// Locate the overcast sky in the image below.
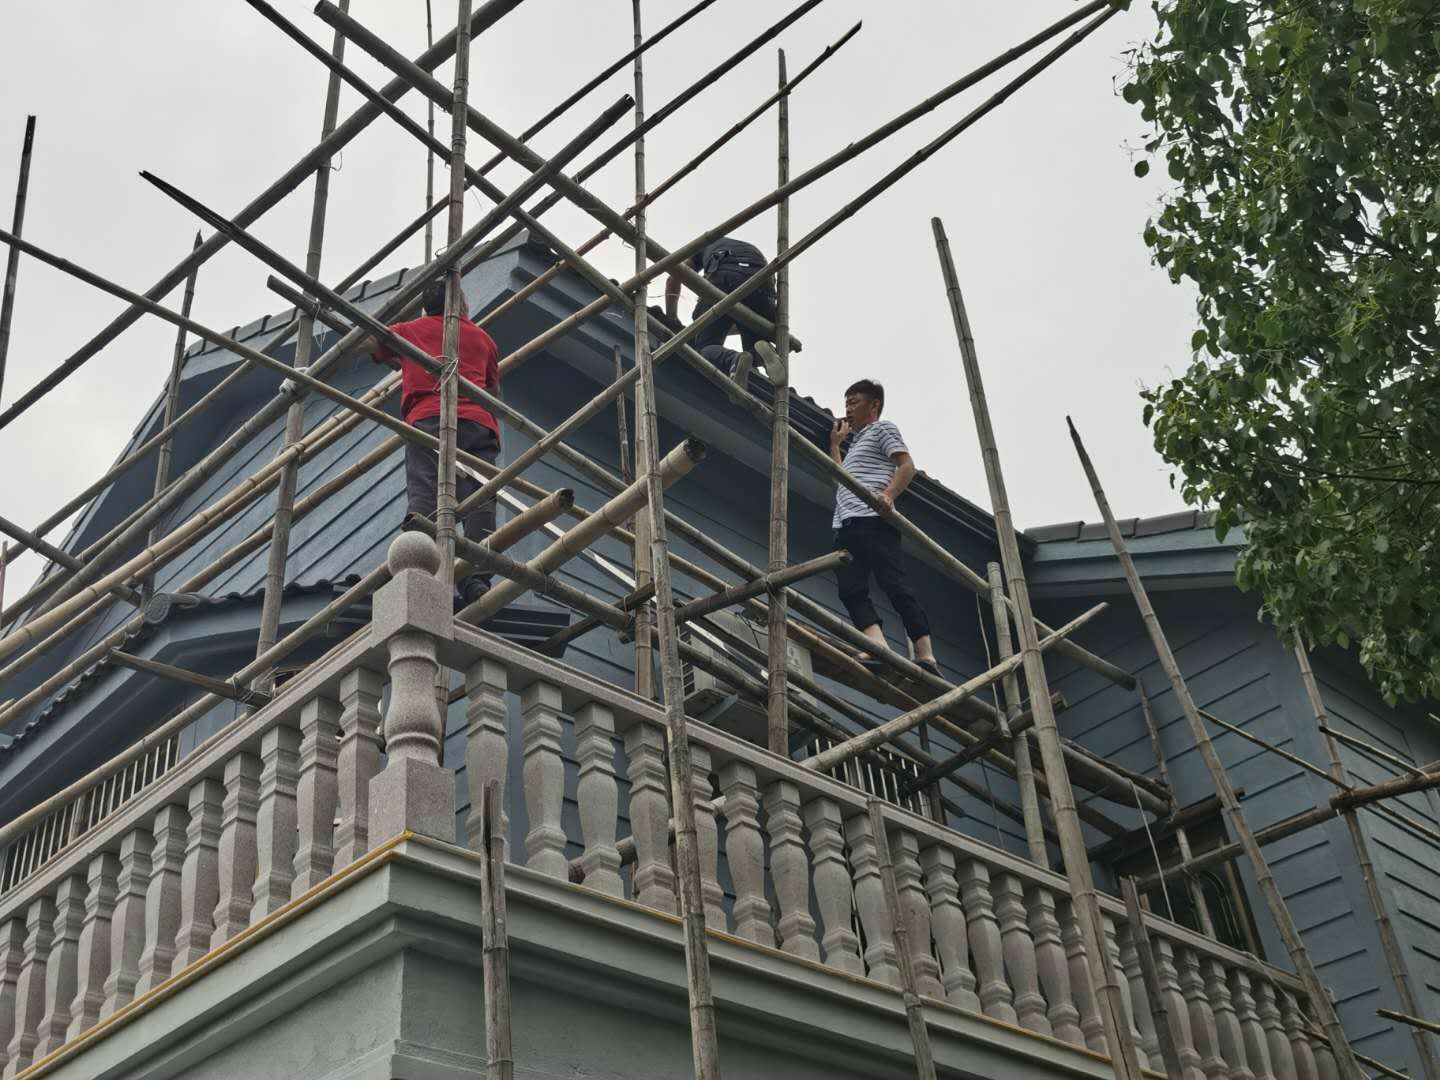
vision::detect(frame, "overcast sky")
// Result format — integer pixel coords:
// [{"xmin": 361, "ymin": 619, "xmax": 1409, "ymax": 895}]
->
[{"xmin": 0, "ymin": 0, "xmax": 1194, "ymax": 599}]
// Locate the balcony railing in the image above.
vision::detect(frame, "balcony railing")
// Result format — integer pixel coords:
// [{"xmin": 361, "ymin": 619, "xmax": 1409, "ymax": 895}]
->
[{"xmin": 0, "ymin": 535, "xmax": 1338, "ymax": 1080}]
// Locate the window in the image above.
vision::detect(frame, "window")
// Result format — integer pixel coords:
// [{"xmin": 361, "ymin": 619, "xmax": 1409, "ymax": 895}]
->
[{"xmin": 803, "ymin": 734, "xmax": 935, "ymax": 820}]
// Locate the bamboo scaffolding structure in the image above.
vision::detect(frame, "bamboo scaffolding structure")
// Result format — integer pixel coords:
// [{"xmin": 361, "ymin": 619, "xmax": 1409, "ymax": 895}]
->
[
  {"xmin": 870, "ymin": 800, "xmax": 939, "ymax": 1080},
  {"xmin": 423, "ymin": 0, "xmax": 436, "ymax": 263},
  {"xmin": 254, "ymin": 2, "xmax": 351, "ymax": 692},
  {"xmin": 767, "ymin": 47, "xmax": 793, "ymax": 757},
  {"xmin": 0, "ymin": 114, "xmax": 35, "ymax": 403},
  {"xmin": 481, "ymin": 22, "xmax": 860, "ymax": 332},
  {"xmin": 1379, "ymin": 1010, "xmax": 1440, "ymax": 1038},
  {"xmin": 937, "ymin": 219, "xmax": 1142, "ymax": 1080},
  {"xmin": 480, "ymin": 779, "xmax": 515, "ymax": 1080},
  {"xmin": 1067, "ymin": 417, "xmax": 1363, "ymax": 1079},
  {"xmin": 673, "ymin": 552, "xmax": 848, "ymax": 624},
  {"xmin": 144, "ymin": 231, "xmax": 205, "ymax": 603},
  {"xmin": 108, "ymin": 651, "xmax": 273, "ymax": 708},
  {"xmin": 630, "ymin": 0, "xmax": 656, "ymax": 706},
  {"xmin": 989, "ymin": 562, "xmax": 1047, "ymax": 862},
  {"xmin": 0, "ymin": 514, "xmax": 141, "ymax": 607},
  {"xmin": 1120, "ymin": 877, "xmax": 1186, "ymax": 1080},
  {"xmin": 1297, "ymin": 644, "xmax": 1439, "ymax": 1080},
  {"xmin": 0, "ymin": 0, "xmax": 526, "ymax": 434},
  {"xmin": 1320, "ymin": 722, "xmax": 1425, "ymax": 779}
]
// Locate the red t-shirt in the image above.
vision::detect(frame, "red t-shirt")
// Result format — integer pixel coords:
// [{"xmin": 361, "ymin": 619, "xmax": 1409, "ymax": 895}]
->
[{"xmin": 375, "ymin": 314, "xmax": 501, "ymax": 435}]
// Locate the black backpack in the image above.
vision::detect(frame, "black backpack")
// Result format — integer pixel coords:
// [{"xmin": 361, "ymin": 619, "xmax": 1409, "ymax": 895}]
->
[{"xmin": 700, "ymin": 238, "xmax": 767, "ymax": 278}]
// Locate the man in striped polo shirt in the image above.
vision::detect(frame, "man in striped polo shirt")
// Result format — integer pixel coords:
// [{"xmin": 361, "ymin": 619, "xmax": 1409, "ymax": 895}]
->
[{"xmin": 829, "ymin": 379, "xmax": 938, "ymax": 675}]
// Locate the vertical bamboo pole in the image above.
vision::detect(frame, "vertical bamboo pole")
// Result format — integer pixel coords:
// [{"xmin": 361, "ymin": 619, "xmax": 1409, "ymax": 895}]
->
[
  {"xmin": 933, "ymin": 217, "xmax": 1141, "ymax": 1080},
  {"xmin": 143, "ymin": 231, "xmax": 205, "ymax": 604},
  {"xmin": 0, "ymin": 115, "xmax": 35, "ymax": 403},
  {"xmin": 480, "ymin": 780, "xmax": 514, "ymax": 1080},
  {"xmin": 1120, "ymin": 878, "xmax": 1186, "ymax": 1080},
  {"xmin": 766, "ymin": 49, "xmax": 792, "ymax": 756},
  {"xmin": 631, "ymin": 4, "xmax": 720, "ymax": 1073},
  {"xmin": 869, "ymin": 800, "xmax": 938, "ymax": 1079},
  {"xmin": 1136, "ymin": 682, "xmax": 1216, "ymax": 936},
  {"xmin": 1296, "ymin": 642, "xmax": 1438, "ymax": 1080},
  {"xmin": 1066, "ymin": 416, "xmax": 1363, "ymax": 1080},
  {"xmin": 424, "ymin": 0, "xmax": 437, "ymax": 263},
  {"xmin": 630, "ymin": 0, "xmax": 654, "ymax": 702},
  {"xmin": 988, "ymin": 561, "xmax": 1046, "ymax": 863},
  {"xmin": 614, "ymin": 346, "xmax": 633, "ymax": 486},
  {"xmin": 253, "ymin": 2, "xmax": 350, "ymax": 691}
]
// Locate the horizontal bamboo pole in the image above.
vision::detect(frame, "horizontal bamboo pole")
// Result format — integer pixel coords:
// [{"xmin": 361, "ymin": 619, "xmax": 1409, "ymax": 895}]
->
[
  {"xmin": 673, "ymin": 551, "xmax": 848, "ymax": 624},
  {"xmin": 0, "ymin": 514, "xmax": 142, "ymax": 607},
  {"xmin": 1378, "ymin": 1009, "xmax": 1440, "ymax": 1037},
  {"xmin": 109, "ymin": 650, "xmax": 273, "ymax": 707},
  {"xmin": 802, "ymin": 603, "xmax": 1104, "ymax": 775}
]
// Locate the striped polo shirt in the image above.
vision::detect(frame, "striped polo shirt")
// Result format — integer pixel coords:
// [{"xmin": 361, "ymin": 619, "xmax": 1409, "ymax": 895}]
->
[{"xmin": 833, "ymin": 419, "xmax": 908, "ymax": 528}]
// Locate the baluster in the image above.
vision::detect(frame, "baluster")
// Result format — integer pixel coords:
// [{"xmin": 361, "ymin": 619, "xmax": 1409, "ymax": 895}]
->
[
  {"xmin": 368, "ymin": 532, "xmax": 456, "ymax": 843},
  {"xmin": 293, "ymin": 696, "xmax": 341, "ymax": 895},
  {"xmin": 3, "ymin": 897, "xmax": 55, "ymax": 1077},
  {"xmin": 765, "ymin": 779, "xmax": 816, "ymax": 956},
  {"xmin": 334, "ymin": 667, "xmax": 384, "ymax": 865},
  {"xmin": 993, "ymin": 872, "xmax": 1050, "ymax": 1033},
  {"xmin": 1154, "ymin": 936, "xmax": 1207, "ymax": 1080},
  {"xmin": 717, "ymin": 762, "xmax": 770, "ymax": 945},
  {"xmin": 890, "ymin": 833, "xmax": 942, "ymax": 996},
  {"xmin": 956, "ymin": 859, "xmax": 1017, "ymax": 1023},
  {"xmin": 1118, "ymin": 920, "xmax": 1163, "ymax": 1064},
  {"xmin": 67, "ymin": 852, "xmax": 118, "ymax": 1039},
  {"xmin": 919, "ymin": 846, "xmax": 980, "ymax": 1011},
  {"xmin": 1206, "ymin": 959, "xmax": 1253, "ymax": 1080},
  {"xmin": 1307, "ymin": 1026, "xmax": 1339, "ymax": 1080},
  {"xmin": 174, "ymin": 779, "xmax": 223, "ymax": 969},
  {"xmin": 252, "ymin": 725, "xmax": 300, "ymax": 917},
  {"xmin": 574, "ymin": 703, "xmax": 622, "ymax": 897},
  {"xmin": 1104, "ymin": 914, "xmax": 1149, "ymax": 1070},
  {"xmin": 0, "ymin": 919, "xmax": 23, "ymax": 1072},
  {"xmin": 1059, "ymin": 898, "xmax": 1106, "ymax": 1052},
  {"xmin": 1230, "ymin": 969, "xmax": 1277, "ymax": 1080},
  {"xmin": 34, "ymin": 875, "xmax": 85, "ymax": 1056},
  {"xmin": 844, "ymin": 813, "xmax": 899, "ymax": 987},
  {"xmin": 689, "ymin": 746, "xmax": 725, "ymax": 932},
  {"xmin": 623, "ymin": 721, "xmax": 675, "ymax": 913},
  {"xmin": 1280, "ymin": 992, "xmax": 1319, "ymax": 1080},
  {"xmin": 802, "ymin": 798, "xmax": 862, "ymax": 974},
  {"xmin": 519, "ymin": 680, "xmax": 568, "ymax": 878},
  {"xmin": 101, "ymin": 829, "xmax": 151, "ymax": 1017},
  {"xmin": 463, "ymin": 659, "xmax": 508, "ymax": 853},
  {"xmin": 135, "ymin": 804, "xmax": 187, "ymax": 994},
  {"xmin": 1179, "ymin": 947, "xmax": 1228, "ymax": 1080},
  {"xmin": 1254, "ymin": 979, "xmax": 1298, "ymax": 1080},
  {"xmin": 211, "ymin": 752, "xmax": 260, "ymax": 945},
  {"xmin": 1027, "ymin": 885, "xmax": 1084, "ymax": 1045}
]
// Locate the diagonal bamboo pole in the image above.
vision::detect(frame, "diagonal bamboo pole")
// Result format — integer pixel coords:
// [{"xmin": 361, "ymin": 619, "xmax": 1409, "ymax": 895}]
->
[
  {"xmin": 254, "ymin": 0, "xmax": 351, "ymax": 692},
  {"xmin": 0, "ymin": 114, "xmax": 36, "ymax": 404},
  {"xmin": 1296, "ymin": 642, "xmax": 1439, "ymax": 1080},
  {"xmin": 0, "ymin": 515, "xmax": 141, "ymax": 608},
  {"xmin": 0, "ymin": 0, "xmax": 526, "ymax": 433},
  {"xmin": 1319, "ymin": 721, "xmax": 1425, "ymax": 779},
  {"xmin": 989, "ymin": 561, "xmax": 1047, "ymax": 863},
  {"xmin": 1067, "ymin": 416, "xmax": 1364, "ymax": 1079},
  {"xmin": 109, "ymin": 651, "xmax": 273, "ymax": 708},
  {"xmin": 423, "ymin": 0, "xmax": 436, "ymax": 264},
  {"xmin": 1120, "ymin": 877, "xmax": 1186, "ymax": 1080},
  {"xmin": 480, "ymin": 780, "xmax": 514, "ymax": 1080},
  {"xmin": 767, "ymin": 47, "xmax": 793, "ymax": 757},
  {"xmin": 936, "ymin": 218, "xmax": 1142, "ymax": 1080}
]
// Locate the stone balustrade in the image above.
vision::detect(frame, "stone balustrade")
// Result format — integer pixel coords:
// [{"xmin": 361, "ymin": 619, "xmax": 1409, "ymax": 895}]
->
[{"xmin": 0, "ymin": 535, "xmax": 1336, "ymax": 1078}]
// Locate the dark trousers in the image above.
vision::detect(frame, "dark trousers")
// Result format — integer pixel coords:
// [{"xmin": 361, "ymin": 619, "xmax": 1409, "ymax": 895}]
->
[
  {"xmin": 404, "ymin": 416, "xmax": 500, "ymax": 595},
  {"xmin": 833, "ymin": 517, "xmax": 931, "ymax": 642},
  {"xmin": 692, "ymin": 268, "xmax": 778, "ymax": 357}
]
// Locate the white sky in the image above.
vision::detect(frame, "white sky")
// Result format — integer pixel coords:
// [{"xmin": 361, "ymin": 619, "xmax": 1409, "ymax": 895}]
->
[{"xmin": 0, "ymin": 1, "xmax": 1195, "ymax": 600}]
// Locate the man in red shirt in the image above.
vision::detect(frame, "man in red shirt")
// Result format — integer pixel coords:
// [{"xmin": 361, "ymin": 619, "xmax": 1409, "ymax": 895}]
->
[{"xmin": 359, "ymin": 279, "xmax": 502, "ymax": 606}]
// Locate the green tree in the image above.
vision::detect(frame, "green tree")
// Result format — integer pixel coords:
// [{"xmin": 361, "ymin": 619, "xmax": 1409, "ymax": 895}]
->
[{"xmin": 1127, "ymin": 0, "xmax": 1440, "ymax": 703}]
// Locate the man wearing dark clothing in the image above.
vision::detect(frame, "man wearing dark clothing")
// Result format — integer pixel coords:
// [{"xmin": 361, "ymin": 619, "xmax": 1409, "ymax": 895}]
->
[
  {"xmin": 664, "ymin": 236, "xmax": 778, "ymax": 370},
  {"xmin": 829, "ymin": 379, "xmax": 937, "ymax": 675},
  {"xmin": 362, "ymin": 279, "xmax": 502, "ymax": 606}
]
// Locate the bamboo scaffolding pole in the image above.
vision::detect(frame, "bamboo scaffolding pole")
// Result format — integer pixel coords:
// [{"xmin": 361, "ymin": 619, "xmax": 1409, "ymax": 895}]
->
[
  {"xmin": 1379, "ymin": 1010, "xmax": 1440, "ymax": 1037},
  {"xmin": 0, "ymin": 114, "xmax": 35, "ymax": 403},
  {"xmin": 630, "ymin": 0, "xmax": 655, "ymax": 705},
  {"xmin": 937, "ymin": 219, "xmax": 1142, "ymax": 1080},
  {"xmin": 144, "ymin": 231, "xmax": 206, "ymax": 604},
  {"xmin": 870, "ymin": 800, "xmax": 939, "ymax": 1080},
  {"xmin": 423, "ymin": 0, "xmax": 436, "ymax": 263},
  {"xmin": 1120, "ymin": 877, "xmax": 1186, "ymax": 1080},
  {"xmin": 480, "ymin": 780, "xmax": 514, "ymax": 1080},
  {"xmin": 989, "ymin": 561, "xmax": 1047, "ymax": 862},
  {"xmin": 254, "ymin": 1, "xmax": 351, "ymax": 693},
  {"xmin": 1066, "ymin": 417, "xmax": 1362, "ymax": 1079},
  {"xmin": 1297, "ymin": 643, "xmax": 1439, "ymax": 1080},
  {"xmin": 481, "ymin": 21, "xmax": 860, "ymax": 332},
  {"xmin": 109, "ymin": 651, "xmax": 273, "ymax": 708},
  {"xmin": 322, "ymin": 0, "xmax": 1117, "ymax": 379},
  {"xmin": 0, "ymin": 0, "xmax": 526, "ymax": 434},
  {"xmin": 673, "ymin": 552, "xmax": 848, "ymax": 624},
  {"xmin": 767, "ymin": 47, "xmax": 793, "ymax": 757},
  {"xmin": 0, "ymin": 514, "xmax": 141, "ymax": 607},
  {"xmin": 0, "ymin": 484, "xmax": 567, "ymax": 849},
  {"xmin": 1320, "ymin": 722, "xmax": 1425, "ymax": 779},
  {"xmin": 1136, "ymin": 681, "xmax": 1217, "ymax": 937},
  {"xmin": 802, "ymin": 604, "xmax": 1105, "ymax": 775}
]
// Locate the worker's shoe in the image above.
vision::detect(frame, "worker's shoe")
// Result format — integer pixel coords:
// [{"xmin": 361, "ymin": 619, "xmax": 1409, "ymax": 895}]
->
[
  {"xmin": 915, "ymin": 658, "xmax": 942, "ymax": 679},
  {"xmin": 455, "ymin": 576, "xmax": 490, "ymax": 616},
  {"xmin": 754, "ymin": 340, "xmax": 787, "ymax": 384},
  {"xmin": 400, "ymin": 511, "xmax": 433, "ymax": 534},
  {"xmin": 731, "ymin": 351, "xmax": 754, "ymax": 391}
]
